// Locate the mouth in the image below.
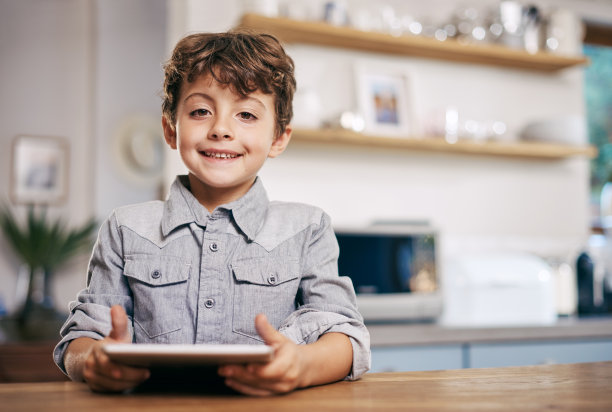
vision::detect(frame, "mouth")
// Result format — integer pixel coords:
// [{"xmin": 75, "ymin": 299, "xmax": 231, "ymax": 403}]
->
[{"xmin": 201, "ymin": 150, "xmax": 242, "ymax": 159}]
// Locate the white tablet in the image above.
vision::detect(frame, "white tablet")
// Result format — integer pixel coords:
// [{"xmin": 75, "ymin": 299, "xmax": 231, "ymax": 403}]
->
[{"xmin": 102, "ymin": 344, "xmax": 274, "ymax": 368}]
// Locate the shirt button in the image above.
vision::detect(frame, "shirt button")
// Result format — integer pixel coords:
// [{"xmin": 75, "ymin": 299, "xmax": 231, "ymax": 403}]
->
[
  {"xmin": 204, "ymin": 298, "xmax": 215, "ymax": 308},
  {"xmin": 209, "ymin": 243, "xmax": 218, "ymax": 252},
  {"xmin": 267, "ymin": 275, "xmax": 277, "ymax": 285},
  {"xmin": 151, "ymin": 270, "xmax": 161, "ymax": 279}
]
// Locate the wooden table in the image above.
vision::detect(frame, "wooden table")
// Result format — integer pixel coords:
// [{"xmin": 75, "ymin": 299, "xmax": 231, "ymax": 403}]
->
[
  {"xmin": 1, "ymin": 362, "xmax": 611, "ymax": 411},
  {"xmin": 0, "ymin": 342, "xmax": 68, "ymax": 383}
]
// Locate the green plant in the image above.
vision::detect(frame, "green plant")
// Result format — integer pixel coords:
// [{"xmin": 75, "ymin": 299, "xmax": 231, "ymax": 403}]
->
[
  {"xmin": 0, "ymin": 204, "xmax": 97, "ymax": 323},
  {"xmin": 0, "ymin": 205, "xmax": 97, "ymax": 273}
]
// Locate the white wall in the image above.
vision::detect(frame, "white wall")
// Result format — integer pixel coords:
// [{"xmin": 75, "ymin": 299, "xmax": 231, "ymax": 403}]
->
[
  {"xmin": 94, "ymin": 0, "xmax": 166, "ymax": 219},
  {"xmin": 0, "ymin": 0, "xmax": 95, "ymax": 314},
  {"xmin": 0, "ymin": 0, "xmax": 609, "ymax": 317},
  {"xmin": 165, "ymin": 0, "xmax": 608, "ymax": 261},
  {"xmin": 0, "ymin": 0, "xmax": 166, "ymax": 315},
  {"xmin": 263, "ymin": 46, "xmax": 590, "ymax": 259}
]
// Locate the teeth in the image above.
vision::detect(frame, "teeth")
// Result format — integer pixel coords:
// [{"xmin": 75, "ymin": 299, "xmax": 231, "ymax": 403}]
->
[{"xmin": 204, "ymin": 152, "xmax": 238, "ymax": 159}]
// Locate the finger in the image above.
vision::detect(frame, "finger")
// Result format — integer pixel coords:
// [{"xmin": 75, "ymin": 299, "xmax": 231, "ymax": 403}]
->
[
  {"xmin": 225, "ymin": 375, "xmax": 296, "ymax": 396},
  {"xmin": 88, "ymin": 373, "xmax": 146, "ymax": 392},
  {"xmin": 83, "ymin": 359, "xmax": 132, "ymax": 392},
  {"xmin": 90, "ymin": 344, "xmax": 149, "ymax": 382},
  {"xmin": 218, "ymin": 365, "xmax": 249, "ymax": 380},
  {"xmin": 251, "ymin": 341, "xmax": 299, "ymax": 381},
  {"xmin": 91, "ymin": 344, "xmax": 122, "ymax": 379},
  {"xmin": 224, "ymin": 378, "xmax": 274, "ymax": 397},
  {"xmin": 108, "ymin": 305, "xmax": 130, "ymax": 342},
  {"xmin": 254, "ymin": 313, "xmax": 286, "ymax": 347},
  {"xmin": 221, "ymin": 360, "xmax": 290, "ymax": 389},
  {"xmin": 220, "ymin": 361, "xmax": 277, "ymax": 381},
  {"xmin": 87, "ymin": 371, "xmax": 147, "ymax": 393},
  {"xmin": 86, "ymin": 352, "xmax": 149, "ymax": 392},
  {"xmin": 113, "ymin": 364, "xmax": 150, "ymax": 382},
  {"xmin": 219, "ymin": 364, "xmax": 274, "ymax": 388}
]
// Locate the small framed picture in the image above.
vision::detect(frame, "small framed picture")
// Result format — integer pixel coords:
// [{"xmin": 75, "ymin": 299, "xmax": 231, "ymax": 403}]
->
[
  {"xmin": 355, "ymin": 62, "xmax": 414, "ymax": 137},
  {"xmin": 10, "ymin": 135, "xmax": 69, "ymax": 205}
]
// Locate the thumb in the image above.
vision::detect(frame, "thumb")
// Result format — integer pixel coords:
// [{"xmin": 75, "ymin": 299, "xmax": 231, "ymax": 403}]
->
[
  {"xmin": 108, "ymin": 305, "xmax": 131, "ymax": 343},
  {"xmin": 255, "ymin": 313, "xmax": 286, "ymax": 347}
]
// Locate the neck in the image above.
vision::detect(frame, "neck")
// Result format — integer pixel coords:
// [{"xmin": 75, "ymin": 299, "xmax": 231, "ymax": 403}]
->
[{"xmin": 187, "ymin": 174, "xmax": 254, "ymax": 213}]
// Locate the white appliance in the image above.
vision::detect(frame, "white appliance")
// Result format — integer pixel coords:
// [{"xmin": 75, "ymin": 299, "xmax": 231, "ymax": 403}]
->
[
  {"xmin": 441, "ymin": 252, "xmax": 557, "ymax": 327},
  {"xmin": 335, "ymin": 224, "xmax": 443, "ymax": 322}
]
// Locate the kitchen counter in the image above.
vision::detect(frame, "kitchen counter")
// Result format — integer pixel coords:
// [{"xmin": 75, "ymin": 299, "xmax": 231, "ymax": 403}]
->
[
  {"xmin": 2, "ymin": 362, "xmax": 610, "ymax": 411},
  {"xmin": 367, "ymin": 316, "xmax": 612, "ymax": 347},
  {"xmin": 1, "ymin": 317, "xmax": 610, "ymax": 383}
]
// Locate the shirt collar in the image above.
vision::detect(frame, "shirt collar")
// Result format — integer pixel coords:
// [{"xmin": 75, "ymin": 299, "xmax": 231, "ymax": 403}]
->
[
  {"xmin": 161, "ymin": 175, "xmax": 269, "ymax": 241},
  {"xmin": 161, "ymin": 175, "xmax": 207, "ymax": 236},
  {"xmin": 220, "ymin": 177, "xmax": 269, "ymax": 242}
]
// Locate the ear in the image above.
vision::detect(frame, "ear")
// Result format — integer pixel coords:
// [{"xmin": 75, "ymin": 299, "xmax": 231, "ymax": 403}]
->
[
  {"xmin": 268, "ymin": 126, "xmax": 292, "ymax": 158},
  {"xmin": 162, "ymin": 116, "xmax": 177, "ymax": 150}
]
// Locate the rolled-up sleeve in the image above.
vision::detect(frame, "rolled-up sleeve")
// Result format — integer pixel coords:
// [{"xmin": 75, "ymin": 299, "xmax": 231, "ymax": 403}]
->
[
  {"xmin": 278, "ymin": 212, "xmax": 371, "ymax": 380},
  {"xmin": 53, "ymin": 213, "xmax": 134, "ymax": 375}
]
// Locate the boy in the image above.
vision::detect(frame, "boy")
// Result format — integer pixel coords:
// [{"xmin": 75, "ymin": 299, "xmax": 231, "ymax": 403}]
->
[{"xmin": 54, "ymin": 31, "xmax": 370, "ymax": 395}]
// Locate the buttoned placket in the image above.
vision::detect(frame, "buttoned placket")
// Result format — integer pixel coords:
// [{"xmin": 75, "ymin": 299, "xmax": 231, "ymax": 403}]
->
[{"xmin": 194, "ymin": 212, "xmax": 229, "ymax": 344}]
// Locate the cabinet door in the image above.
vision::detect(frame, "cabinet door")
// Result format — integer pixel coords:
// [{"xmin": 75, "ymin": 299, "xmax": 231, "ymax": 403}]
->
[
  {"xmin": 469, "ymin": 340, "xmax": 612, "ymax": 369},
  {"xmin": 370, "ymin": 345, "xmax": 464, "ymax": 372}
]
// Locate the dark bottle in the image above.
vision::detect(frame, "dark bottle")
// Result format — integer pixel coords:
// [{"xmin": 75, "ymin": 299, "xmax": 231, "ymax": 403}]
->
[
  {"xmin": 576, "ymin": 252, "xmax": 595, "ymax": 315},
  {"xmin": 604, "ymin": 273, "xmax": 612, "ymax": 314}
]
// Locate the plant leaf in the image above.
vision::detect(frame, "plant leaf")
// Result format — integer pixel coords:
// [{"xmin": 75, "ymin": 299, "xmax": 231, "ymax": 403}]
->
[{"xmin": 0, "ymin": 203, "xmax": 97, "ymax": 272}]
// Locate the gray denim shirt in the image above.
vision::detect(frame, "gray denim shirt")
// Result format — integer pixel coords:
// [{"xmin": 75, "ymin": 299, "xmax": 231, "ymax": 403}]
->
[{"xmin": 54, "ymin": 175, "xmax": 370, "ymax": 379}]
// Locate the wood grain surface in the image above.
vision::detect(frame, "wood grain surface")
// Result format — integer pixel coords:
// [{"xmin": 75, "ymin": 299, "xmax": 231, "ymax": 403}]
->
[
  {"xmin": 1, "ymin": 362, "xmax": 610, "ymax": 411},
  {"xmin": 238, "ymin": 14, "xmax": 588, "ymax": 72},
  {"xmin": 290, "ymin": 128, "xmax": 597, "ymax": 160}
]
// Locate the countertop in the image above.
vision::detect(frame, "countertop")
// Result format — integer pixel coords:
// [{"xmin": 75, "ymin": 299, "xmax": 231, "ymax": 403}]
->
[
  {"xmin": 2, "ymin": 362, "xmax": 610, "ymax": 411},
  {"xmin": 367, "ymin": 316, "xmax": 612, "ymax": 347}
]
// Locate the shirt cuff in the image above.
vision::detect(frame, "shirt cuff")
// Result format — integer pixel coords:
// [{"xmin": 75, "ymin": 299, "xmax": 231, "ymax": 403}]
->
[{"xmin": 278, "ymin": 308, "xmax": 371, "ymax": 380}]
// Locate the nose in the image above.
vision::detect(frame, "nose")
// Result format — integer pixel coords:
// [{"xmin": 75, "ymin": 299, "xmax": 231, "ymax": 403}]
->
[{"xmin": 208, "ymin": 116, "xmax": 233, "ymax": 140}]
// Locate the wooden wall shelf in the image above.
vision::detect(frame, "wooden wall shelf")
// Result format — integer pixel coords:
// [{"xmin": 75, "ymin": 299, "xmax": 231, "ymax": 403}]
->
[
  {"xmin": 238, "ymin": 14, "xmax": 588, "ymax": 72},
  {"xmin": 291, "ymin": 128, "xmax": 597, "ymax": 160}
]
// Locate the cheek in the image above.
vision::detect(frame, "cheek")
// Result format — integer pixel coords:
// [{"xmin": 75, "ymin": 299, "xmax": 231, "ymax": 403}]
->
[{"xmin": 175, "ymin": 125, "xmax": 200, "ymax": 149}]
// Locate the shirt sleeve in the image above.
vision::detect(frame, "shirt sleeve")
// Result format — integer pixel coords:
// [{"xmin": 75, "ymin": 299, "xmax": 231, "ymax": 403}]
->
[
  {"xmin": 53, "ymin": 212, "xmax": 134, "ymax": 376},
  {"xmin": 278, "ymin": 212, "xmax": 371, "ymax": 380}
]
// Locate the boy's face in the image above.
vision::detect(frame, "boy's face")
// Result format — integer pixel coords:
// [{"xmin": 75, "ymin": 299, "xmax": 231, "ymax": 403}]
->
[{"xmin": 163, "ymin": 73, "xmax": 291, "ymax": 208}]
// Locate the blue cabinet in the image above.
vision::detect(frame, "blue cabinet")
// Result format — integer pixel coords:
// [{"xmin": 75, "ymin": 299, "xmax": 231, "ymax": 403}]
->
[
  {"xmin": 370, "ymin": 345, "xmax": 464, "ymax": 372},
  {"xmin": 370, "ymin": 340, "xmax": 612, "ymax": 372},
  {"xmin": 468, "ymin": 340, "xmax": 612, "ymax": 368},
  {"xmin": 368, "ymin": 319, "xmax": 612, "ymax": 372}
]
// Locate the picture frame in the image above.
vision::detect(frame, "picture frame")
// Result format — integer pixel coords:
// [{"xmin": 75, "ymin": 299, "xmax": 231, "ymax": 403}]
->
[
  {"xmin": 355, "ymin": 62, "xmax": 414, "ymax": 137},
  {"xmin": 10, "ymin": 135, "xmax": 69, "ymax": 205}
]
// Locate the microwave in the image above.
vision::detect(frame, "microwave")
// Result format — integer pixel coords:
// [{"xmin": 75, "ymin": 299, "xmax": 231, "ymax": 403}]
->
[{"xmin": 334, "ymin": 224, "xmax": 443, "ymax": 322}]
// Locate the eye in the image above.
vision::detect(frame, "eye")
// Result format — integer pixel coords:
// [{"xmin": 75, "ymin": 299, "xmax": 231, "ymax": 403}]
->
[
  {"xmin": 190, "ymin": 108, "xmax": 210, "ymax": 118},
  {"xmin": 238, "ymin": 112, "xmax": 257, "ymax": 121}
]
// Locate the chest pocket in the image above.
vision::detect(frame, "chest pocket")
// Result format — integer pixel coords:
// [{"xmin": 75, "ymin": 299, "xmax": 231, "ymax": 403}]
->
[
  {"xmin": 124, "ymin": 254, "xmax": 191, "ymax": 341},
  {"xmin": 231, "ymin": 258, "xmax": 300, "ymax": 342}
]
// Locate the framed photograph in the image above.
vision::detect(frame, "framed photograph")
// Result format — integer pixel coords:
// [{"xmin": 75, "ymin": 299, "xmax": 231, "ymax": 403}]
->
[
  {"xmin": 10, "ymin": 135, "xmax": 69, "ymax": 205},
  {"xmin": 355, "ymin": 63, "xmax": 414, "ymax": 137}
]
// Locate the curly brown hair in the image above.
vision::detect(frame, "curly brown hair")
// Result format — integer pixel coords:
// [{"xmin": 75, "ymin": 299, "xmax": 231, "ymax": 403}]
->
[{"xmin": 162, "ymin": 31, "xmax": 296, "ymax": 138}]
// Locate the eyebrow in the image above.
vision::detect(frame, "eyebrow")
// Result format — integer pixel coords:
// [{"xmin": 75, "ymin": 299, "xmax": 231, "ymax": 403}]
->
[
  {"xmin": 184, "ymin": 93, "xmax": 267, "ymax": 111},
  {"xmin": 241, "ymin": 96, "xmax": 266, "ymax": 111}
]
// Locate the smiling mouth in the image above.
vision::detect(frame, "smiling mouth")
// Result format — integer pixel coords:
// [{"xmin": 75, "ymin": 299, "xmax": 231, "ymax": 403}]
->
[{"xmin": 202, "ymin": 151, "xmax": 241, "ymax": 159}]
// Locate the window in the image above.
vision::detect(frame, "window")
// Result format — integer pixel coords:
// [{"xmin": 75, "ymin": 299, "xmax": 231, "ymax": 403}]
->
[
  {"xmin": 583, "ymin": 22, "xmax": 612, "ymax": 228},
  {"xmin": 584, "ymin": 44, "xmax": 612, "ymax": 194}
]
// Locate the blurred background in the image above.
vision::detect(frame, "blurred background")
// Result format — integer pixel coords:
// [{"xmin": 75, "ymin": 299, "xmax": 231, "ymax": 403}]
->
[{"xmin": 1, "ymin": 0, "xmax": 611, "ymax": 379}]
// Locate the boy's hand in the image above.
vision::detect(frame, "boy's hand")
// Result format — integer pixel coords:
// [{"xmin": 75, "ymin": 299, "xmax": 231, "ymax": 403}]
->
[
  {"xmin": 218, "ymin": 314, "xmax": 306, "ymax": 396},
  {"xmin": 81, "ymin": 305, "xmax": 150, "ymax": 392}
]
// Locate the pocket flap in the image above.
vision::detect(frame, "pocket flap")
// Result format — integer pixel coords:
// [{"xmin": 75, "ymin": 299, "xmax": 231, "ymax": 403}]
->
[
  {"xmin": 124, "ymin": 254, "xmax": 191, "ymax": 286},
  {"xmin": 231, "ymin": 258, "xmax": 299, "ymax": 286}
]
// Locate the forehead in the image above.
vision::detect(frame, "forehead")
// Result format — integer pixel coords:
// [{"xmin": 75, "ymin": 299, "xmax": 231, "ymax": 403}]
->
[{"xmin": 180, "ymin": 73, "xmax": 274, "ymax": 107}]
